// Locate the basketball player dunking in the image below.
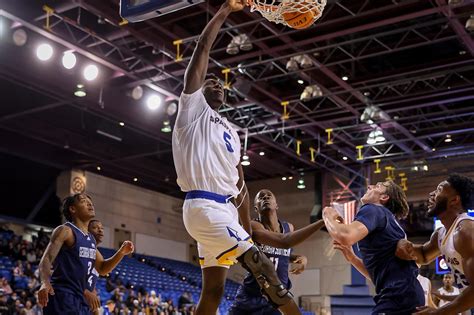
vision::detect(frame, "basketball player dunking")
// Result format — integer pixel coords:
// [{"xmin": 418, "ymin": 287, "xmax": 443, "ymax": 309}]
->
[
  {"xmin": 324, "ymin": 180, "xmax": 425, "ymax": 314},
  {"xmin": 396, "ymin": 174, "xmax": 474, "ymax": 314},
  {"xmin": 230, "ymin": 189, "xmax": 325, "ymax": 315},
  {"xmin": 171, "ymin": 0, "xmax": 300, "ymax": 313},
  {"xmin": 38, "ymin": 194, "xmax": 134, "ymax": 315}
]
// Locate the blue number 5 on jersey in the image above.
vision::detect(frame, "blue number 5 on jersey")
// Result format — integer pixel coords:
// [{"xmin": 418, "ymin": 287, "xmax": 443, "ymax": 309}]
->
[{"xmin": 223, "ymin": 131, "xmax": 234, "ymax": 153}]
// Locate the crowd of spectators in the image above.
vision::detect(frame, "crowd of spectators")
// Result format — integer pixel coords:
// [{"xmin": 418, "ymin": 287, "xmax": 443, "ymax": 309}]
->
[{"xmin": 0, "ymin": 226, "xmax": 196, "ymax": 315}]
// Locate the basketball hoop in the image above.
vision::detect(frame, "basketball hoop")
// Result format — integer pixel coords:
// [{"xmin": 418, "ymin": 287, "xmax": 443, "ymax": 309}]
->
[{"xmin": 249, "ymin": 0, "xmax": 327, "ymax": 29}]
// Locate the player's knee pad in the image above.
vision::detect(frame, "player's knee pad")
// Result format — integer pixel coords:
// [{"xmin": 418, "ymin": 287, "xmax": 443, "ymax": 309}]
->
[{"xmin": 237, "ymin": 246, "xmax": 294, "ymax": 307}]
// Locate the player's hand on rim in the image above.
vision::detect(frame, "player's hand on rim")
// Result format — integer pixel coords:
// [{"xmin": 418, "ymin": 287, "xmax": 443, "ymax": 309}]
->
[
  {"xmin": 225, "ymin": 0, "xmax": 249, "ymax": 12},
  {"xmin": 38, "ymin": 281, "xmax": 55, "ymax": 307}
]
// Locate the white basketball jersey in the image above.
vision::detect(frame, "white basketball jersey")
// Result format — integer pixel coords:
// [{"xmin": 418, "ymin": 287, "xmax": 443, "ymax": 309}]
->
[
  {"xmin": 438, "ymin": 213, "xmax": 474, "ymax": 292},
  {"xmin": 437, "ymin": 286, "xmax": 460, "ymax": 308},
  {"xmin": 172, "ymin": 89, "xmax": 241, "ymax": 197},
  {"xmin": 417, "ymin": 274, "xmax": 431, "ymax": 306}
]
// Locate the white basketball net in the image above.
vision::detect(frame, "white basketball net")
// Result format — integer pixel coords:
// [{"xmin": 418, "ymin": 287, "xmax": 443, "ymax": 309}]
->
[{"xmin": 250, "ymin": 0, "xmax": 327, "ymax": 27}]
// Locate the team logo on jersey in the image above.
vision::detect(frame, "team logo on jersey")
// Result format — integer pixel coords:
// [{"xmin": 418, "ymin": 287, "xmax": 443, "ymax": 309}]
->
[
  {"xmin": 447, "ymin": 256, "xmax": 460, "ymax": 266},
  {"xmin": 227, "ymin": 226, "xmax": 242, "ymax": 242},
  {"xmin": 223, "ymin": 131, "xmax": 234, "ymax": 153},
  {"xmin": 79, "ymin": 247, "xmax": 97, "ymax": 259}
]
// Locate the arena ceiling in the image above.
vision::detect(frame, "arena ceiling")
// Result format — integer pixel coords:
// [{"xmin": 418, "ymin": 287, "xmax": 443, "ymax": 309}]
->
[{"xmin": 0, "ymin": 0, "xmax": 473, "ymax": 198}]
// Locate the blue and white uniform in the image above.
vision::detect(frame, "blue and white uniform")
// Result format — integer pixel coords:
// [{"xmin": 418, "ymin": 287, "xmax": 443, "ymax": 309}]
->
[
  {"xmin": 43, "ymin": 222, "xmax": 97, "ymax": 315},
  {"xmin": 172, "ymin": 88, "xmax": 253, "ymax": 268},
  {"xmin": 229, "ymin": 220, "xmax": 292, "ymax": 315}
]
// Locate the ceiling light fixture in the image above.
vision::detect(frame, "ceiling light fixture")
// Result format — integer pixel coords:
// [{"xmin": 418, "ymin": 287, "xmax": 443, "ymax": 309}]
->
[
  {"xmin": 84, "ymin": 64, "xmax": 99, "ymax": 81},
  {"xmin": 146, "ymin": 94, "xmax": 162, "ymax": 110},
  {"xmin": 74, "ymin": 84, "xmax": 86, "ymax": 97},
  {"xmin": 62, "ymin": 51, "xmax": 77, "ymax": 69},
  {"xmin": 36, "ymin": 43, "xmax": 53, "ymax": 61},
  {"xmin": 161, "ymin": 120, "xmax": 172, "ymax": 133}
]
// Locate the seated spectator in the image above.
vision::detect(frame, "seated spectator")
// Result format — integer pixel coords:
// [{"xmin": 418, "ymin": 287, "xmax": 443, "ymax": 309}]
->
[
  {"xmin": 13, "ymin": 261, "xmax": 24, "ymax": 277},
  {"xmin": 148, "ymin": 290, "xmax": 161, "ymax": 313},
  {"xmin": 178, "ymin": 291, "xmax": 194, "ymax": 314},
  {"xmin": 0, "ymin": 290, "xmax": 9, "ymax": 315},
  {"xmin": 1, "ymin": 278, "xmax": 13, "ymax": 295},
  {"xmin": 26, "ymin": 249, "xmax": 36, "ymax": 264},
  {"xmin": 103, "ymin": 300, "xmax": 116, "ymax": 315}
]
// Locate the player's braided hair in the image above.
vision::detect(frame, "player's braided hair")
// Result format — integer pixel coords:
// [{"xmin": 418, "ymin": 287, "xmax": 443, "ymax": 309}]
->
[
  {"xmin": 384, "ymin": 180, "xmax": 409, "ymax": 220},
  {"xmin": 447, "ymin": 173, "xmax": 474, "ymax": 210}
]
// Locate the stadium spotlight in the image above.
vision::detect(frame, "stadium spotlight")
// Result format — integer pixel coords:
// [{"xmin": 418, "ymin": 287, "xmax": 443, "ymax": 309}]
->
[
  {"xmin": 226, "ymin": 41, "xmax": 239, "ymax": 55},
  {"xmin": 161, "ymin": 120, "xmax": 172, "ymax": 133},
  {"xmin": 130, "ymin": 86, "xmax": 144, "ymax": 100},
  {"xmin": 146, "ymin": 94, "xmax": 162, "ymax": 110},
  {"xmin": 286, "ymin": 57, "xmax": 299, "ymax": 72},
  {"xmin": 166, "ymin": 101, "xmax": 178, "ymax": 116},
  {"xmin": 36, "ymin": 43, "xmax": 53, "ymax": 61},
  {"xmin": 74, "ymin": 84, "xmax": 86, "ymax": 97},
  {"xmin": 84, "ymin": 64, "xmax": 99, "ymax": 81},
  {"xmin": 241, "ymin": 154, "xmax": 250, "ymax": 166},
  {"xmin": 12, "ymin": 29, "xmax": 28, "ymax": 46},
  {"xmin": 297, "ymin": 178, "xmax": 306, "ymax": 189},
  {"xmin": 62, "ymin": 51, "xmax": 77, "ymax": 69},
  {"xmin": 466, "ymin": 15, "xmax": 474, "ymax": 31}
]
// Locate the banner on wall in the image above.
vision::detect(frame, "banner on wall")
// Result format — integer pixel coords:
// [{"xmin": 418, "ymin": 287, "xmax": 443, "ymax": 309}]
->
[{"xmin": 56, "ymin": 169, "xmax": 87, "ymax": 202}]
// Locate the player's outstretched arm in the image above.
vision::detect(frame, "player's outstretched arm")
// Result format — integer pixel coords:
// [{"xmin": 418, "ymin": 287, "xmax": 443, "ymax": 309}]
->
[
  {"xmin": 333, "ymin": 240, "xmax": 371, "ymax": 281},
  {"xmin": 396, "ymin": 230, "xmax": 440, "ymax": 264},
  {"xmin": 38, "ymin": 225, "xmax": 73, "ymax": 307},
  {"xmin": 322, "ymin": 206, "xmax": 368, "ymax": 246},
  {"xmin": 235, "ymin": 162, "xmax": 251, "ymax": 236},
  {"xmin": 432, "ymin": 220, "xmax": 474, "ymax": 314},
  {"xmin": 251, "ymin": 220, "xmax": 325, "ymax": 249},
  {"xmin": 183, "ymin": 0, "xmax": 247, "ymax": 94},
  {"xmin": 95, "ymin": 241, "xmax": 134, "ymax": 276}
]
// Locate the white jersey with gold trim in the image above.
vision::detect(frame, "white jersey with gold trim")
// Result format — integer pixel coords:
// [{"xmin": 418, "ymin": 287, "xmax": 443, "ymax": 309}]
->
[
  {"xmin": 172, "ymin": 88, "xmax": 241, "ymax": 197},
  {"xmin": 438, "ymin": 213, "xmax": 474, "ymax": 292}
]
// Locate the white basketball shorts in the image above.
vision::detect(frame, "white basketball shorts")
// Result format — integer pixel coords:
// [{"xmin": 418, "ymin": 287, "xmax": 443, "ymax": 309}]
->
[{"xmin": 183, "ymin": 196, "xmax": 253, "ymax": 269}]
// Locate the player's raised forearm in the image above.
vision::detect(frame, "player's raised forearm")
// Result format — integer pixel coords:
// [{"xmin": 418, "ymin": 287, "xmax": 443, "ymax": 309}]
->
[
  {"xmin": 96, "ymin": 252, "xmax": 125, "ymax": 276},
  {"xmin": 349, "ymin": 256, "xmax": 371, "ymax": 281},
  {"xmin": 281, "ymin": 220, "xmax": 325, "ymax": 248},
  {"xmin": 183, "ymin": 4, "xmax": 232, "ymax": 93}
]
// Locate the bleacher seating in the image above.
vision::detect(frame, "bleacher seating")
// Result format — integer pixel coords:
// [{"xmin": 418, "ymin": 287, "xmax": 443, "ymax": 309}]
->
[{"xmin": 99, "ymin": 248, "xmax": 240, "ymax": 314}]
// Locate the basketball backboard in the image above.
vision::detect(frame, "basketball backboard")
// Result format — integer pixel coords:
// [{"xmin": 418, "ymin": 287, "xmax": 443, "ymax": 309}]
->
[{"xmin": 120, "ymin": 0, "xmax": 205, "ymax": 22}]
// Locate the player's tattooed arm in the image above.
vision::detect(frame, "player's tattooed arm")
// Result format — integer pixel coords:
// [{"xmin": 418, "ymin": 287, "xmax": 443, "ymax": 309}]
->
[
  {"xmin": 38, "ymin": 225, "xmax": 74, "ymax": 307},
  {"xmin": 94, "ymin": 241, "xmax": 134, "ymax": 276},
  {"xmin": 183, "ymin": 0, "xmax": 247, "ymax": 94}
]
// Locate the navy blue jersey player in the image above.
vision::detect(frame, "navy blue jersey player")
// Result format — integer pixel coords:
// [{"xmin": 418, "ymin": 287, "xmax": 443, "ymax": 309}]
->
[
  {"xmin": 38, "ymin": 194, "xmax": 134, "ymax": 315},
  {"xmin": 230, "ymin": 189, "xmax": 325, "ymax": 315},
  {"xmin": 324, "ymin": 181, "xmax": 424, "ymax": 315}
]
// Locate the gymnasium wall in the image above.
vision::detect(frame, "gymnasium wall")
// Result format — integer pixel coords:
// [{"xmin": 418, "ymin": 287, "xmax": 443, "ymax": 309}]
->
[{"xmin": 57, "ymin": 170, "xmax": 193, "ymax": 262}]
